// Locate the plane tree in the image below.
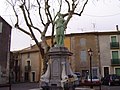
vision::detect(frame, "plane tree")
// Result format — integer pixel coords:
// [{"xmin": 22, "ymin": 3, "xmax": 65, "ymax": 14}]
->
[{"xmin": 6, "ymin": 0, "xmax": 89, "ymax": 74}]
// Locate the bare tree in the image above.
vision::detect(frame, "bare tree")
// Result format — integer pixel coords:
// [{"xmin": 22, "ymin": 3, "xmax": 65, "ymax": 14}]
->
[{"xmin": 6, "ymin": 0, "xmax": 88, "ymax": 74}]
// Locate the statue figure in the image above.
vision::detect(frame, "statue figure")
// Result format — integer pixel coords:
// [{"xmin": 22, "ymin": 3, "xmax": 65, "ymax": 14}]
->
[{"xmin": 55, "ymin": 13, "xmax": 65, "ymax": 46}]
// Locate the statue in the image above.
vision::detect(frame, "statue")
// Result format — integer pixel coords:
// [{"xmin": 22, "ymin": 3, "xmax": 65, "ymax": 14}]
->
[{"xmin": 55, "ymin": 13, "xmax": 65, "ymax": 46}]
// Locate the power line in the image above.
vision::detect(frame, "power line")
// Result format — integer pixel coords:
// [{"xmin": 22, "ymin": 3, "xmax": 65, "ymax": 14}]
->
[
  {"xmin": 1, "ymin": 12, "xmax": 120, "ymax": 18},
  {"xmin": 83, "ymin": 12, "xmax": 120, "ymax": 17}
]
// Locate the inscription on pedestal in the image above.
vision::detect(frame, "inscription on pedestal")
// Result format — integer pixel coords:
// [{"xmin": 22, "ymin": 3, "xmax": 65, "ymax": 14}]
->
[{"xmin": 52, "ymin": 60, "xmax": 59, "ymax": 76}]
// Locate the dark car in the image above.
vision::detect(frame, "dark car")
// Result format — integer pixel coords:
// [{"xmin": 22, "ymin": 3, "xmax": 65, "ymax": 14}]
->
[
  {"xmin": 101, "ymin": 74, "xmax": 120, "ymax": 86},
  {"xmin": 84, "ymin": 76, "xmax": 101, "ymax": 86}
]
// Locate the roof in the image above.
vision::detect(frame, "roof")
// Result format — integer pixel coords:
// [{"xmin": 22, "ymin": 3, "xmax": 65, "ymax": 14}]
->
[
  {"xmin": 45, "ymin": 31, "xmax": 120, "ymax": 38},
  {"xmin": 12, "ymin": 44, "xmax": 39, "ymax": 54},
  {"xmin": 0, "ymin": 16, "xmax": 12, "ymax": 28}
]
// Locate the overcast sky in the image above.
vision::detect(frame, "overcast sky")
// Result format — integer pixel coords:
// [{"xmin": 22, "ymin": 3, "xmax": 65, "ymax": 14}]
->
[{"xmin": 0, "ymin": 0, "xmax": 120, "ymax": 51}]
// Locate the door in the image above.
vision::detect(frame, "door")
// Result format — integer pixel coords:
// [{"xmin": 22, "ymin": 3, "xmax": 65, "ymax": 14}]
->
[
  {"xmin": 24, "ymin": 72, "xmax": 29, "ymax": 82},
  {"xmin": 32, "ymin": 72, "xmax": 35, "ymax": 82},
  {"xmin": 104, "ymin": 67, "xmax": 109, "ymax": 77}
]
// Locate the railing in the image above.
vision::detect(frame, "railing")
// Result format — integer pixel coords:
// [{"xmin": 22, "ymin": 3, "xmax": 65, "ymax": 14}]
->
[
  {"xmin": 110, "ymin": 42, "xmax": 119, "ymax": 49},
  {"xmin": 111, "ymin": 59, "xmax": 120, "ymax": 66},
  {"xmin": 25, "ymin": 66, "xmax": 31, "ymax": 72}
]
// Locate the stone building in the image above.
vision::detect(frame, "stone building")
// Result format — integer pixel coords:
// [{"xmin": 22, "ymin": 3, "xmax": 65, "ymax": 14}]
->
[
  {"xmin": 99, "ymin": 31, "xmax": 120, "ymax": 77},
  {"xmin": 10, "ymin": 51, "xmax": 21, "ymax": 83},
  {"xmin": 11, "ymin": 45, "xmax": 43, "ymax": 82},
  {"xmin": 70, "ymin": 33, "xmax": 100, "ymax": 78},
  {"xmin": 11, "ymin": 31, "xmax": 120, "ymax": 82},
  {"xmin": 17, "ymin": 45, "xmax": 41, "ymax": 82},
  {"xmin": 0, "ymin": 16, "xmax": 12, "ymax": 84},
  {"xmin": 70, "ymin": 31, "xmax": 120, "ymax": 78}
]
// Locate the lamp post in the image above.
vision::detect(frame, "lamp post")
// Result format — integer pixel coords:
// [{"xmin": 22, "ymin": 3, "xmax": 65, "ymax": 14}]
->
[{"xmin": 88, "ymin": 48, "xmax": 93, "ymax": 89}]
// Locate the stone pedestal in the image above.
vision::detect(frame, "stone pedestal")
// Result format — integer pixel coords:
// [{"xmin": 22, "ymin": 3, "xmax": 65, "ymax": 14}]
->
[{"xmin": 40, "ymin": 46, "xmax": 77, "ymax": 90}]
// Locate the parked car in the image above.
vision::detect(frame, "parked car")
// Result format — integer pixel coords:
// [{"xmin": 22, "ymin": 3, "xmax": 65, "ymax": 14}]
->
[
  {"xmin": 101, "ymin": 74, "xmax": 120, "ymax": 86},
  {"xmin": 74, "ymin": 72, "xmax": 81, "ymax": 86},
  {"xmin": 84, "ymin": 76, "xmax": 101, "ymax": 86}
]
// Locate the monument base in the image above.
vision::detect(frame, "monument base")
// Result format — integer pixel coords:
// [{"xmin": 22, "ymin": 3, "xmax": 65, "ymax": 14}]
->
[{"xmin": 40, "ymin": 46, "xmax": 77, "ymax": 90}]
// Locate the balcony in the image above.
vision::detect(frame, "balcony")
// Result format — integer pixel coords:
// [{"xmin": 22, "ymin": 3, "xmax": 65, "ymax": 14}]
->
[
  {"xmin": 111, "ymin": 59, "xmax": 120, "ymax": 66},
  {"xmin": 25, "ymin": 65, "xmax": 31, "ymax": 72},
  {"xmin": 110, "ymin": 42, "xmax": 119, "ymax": 49}
]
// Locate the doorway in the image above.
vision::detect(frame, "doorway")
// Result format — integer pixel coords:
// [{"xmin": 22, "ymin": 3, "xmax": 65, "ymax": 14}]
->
[
  {"xmin": 32, "ymin": 72, "xmax": 35, "ymax": 82},
  {"xmin": 24, "ymin": 72, "xmax": 29, "ymax": 82},
  {"xmin": 104, "ymin": 67, "xmax": 109, "ymax": 77}
]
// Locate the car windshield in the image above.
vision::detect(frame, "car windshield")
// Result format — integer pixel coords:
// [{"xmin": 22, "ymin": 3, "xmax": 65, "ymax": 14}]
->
[
  {"xmin": 112, "ymin": 75, "xmax": 119, "ymax": 79},
  {"xmin": 93, "ymin": 76, "xmax": 98, "ymax": 79},
  {"xmin": 87, "ymin": 76, "xmax": 99, "ymax": 79}
]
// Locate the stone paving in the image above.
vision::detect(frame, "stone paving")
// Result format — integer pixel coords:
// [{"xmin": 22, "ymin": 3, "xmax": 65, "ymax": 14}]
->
[
  {"xmin": 0, "ymin": 83, "xmax": 98, "ymax": 90},
  {"xmin": 2, "ymin": 82, "xmax": 120, "ymax": 90},
  {"xmin": 0, "ymin": 82, "xmax": 39, "ymax": 90}
]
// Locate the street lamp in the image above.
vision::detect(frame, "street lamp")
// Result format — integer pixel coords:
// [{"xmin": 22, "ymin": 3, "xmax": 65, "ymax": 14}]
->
[{"xmin": 88, "ymin": 48, "xmax": 93, "ymax": 89}]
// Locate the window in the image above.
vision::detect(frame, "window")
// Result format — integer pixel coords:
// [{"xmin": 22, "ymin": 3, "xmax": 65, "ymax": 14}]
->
[
  {"xmin": 80, "ymin": 38, "xmax": 86, "ymax": 46},
  {"xmin": 80, "ymin": 50, "xmax": 87, "ymax": 62},
  {"xmin": 92, "ymin": 67, "xmax": 98, "ymax": 77},
  {"xmin": 110, "ymin": 36, "xmax": 119, "ymax": 49},
  {"xmin": 115, "ymin": 68, "xmax": 120, "ymax": 76},
  {"xmin": 27, "ymin": 53, "xmax": 30, "ymax": 58},
  {"xmin": 27, "ymin": 61, "xmax": 30, "ymax": 66},
  {"xmin": 111, "ymin": 36, "xmax": 117, "ymax": 42},
  {"xmin": 0, "ymin": 22, "xmax": 3, "ymax": 33},
  {"xmin": 112, "ymin": 51, "xmax": 119, "ymax": 59}
]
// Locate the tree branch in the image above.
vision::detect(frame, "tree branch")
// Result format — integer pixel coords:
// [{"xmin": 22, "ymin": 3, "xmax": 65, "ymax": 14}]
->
[
  {"xmin": 45, "ymin": 0, "xmax": 52, "ymax": 22},
  {"xmin": 65, "ymin": 0, "xmax": 70, "ymax": 12},
  {"xmin": 79, "ymin": 0, "xmax": 88, "ymax": 16},
  {"xmin": 24, "ymin": 3, "xmax": 42, "ymax": 34},
  {"xmin": 36, "ymin": 0, "xmax": 45, "ymax": 26},
  {"xmin": 20, "ymin": 3, "xmax": 39, "ymax": 46}
]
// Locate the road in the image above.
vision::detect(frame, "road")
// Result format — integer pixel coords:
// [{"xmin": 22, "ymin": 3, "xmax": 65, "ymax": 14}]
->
[
  {"xmin": 100, "ymin": 85, "xmax": 120, "ymax": 90},
  {"xmin": 0, "ymin": 82, "xmax": 39, "ymax": 90},
  {"xmin": 79, "ymin": 85, "xmax": 120, "ymax": 90},
  {"xmin": 0, "ymin": 83, "xmax": 120, "ymax": 90}
]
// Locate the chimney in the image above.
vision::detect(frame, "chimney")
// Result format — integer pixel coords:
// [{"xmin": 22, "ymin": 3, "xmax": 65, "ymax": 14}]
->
[{"xmin": 116, "ymin": 25, "xmax": 119, "ymax": 31}]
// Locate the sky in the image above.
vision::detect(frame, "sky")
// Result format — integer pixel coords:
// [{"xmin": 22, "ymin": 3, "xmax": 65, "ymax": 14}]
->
[{"xmin": 0, "ymin": 0, "xmax": 120, "ymax": 51}]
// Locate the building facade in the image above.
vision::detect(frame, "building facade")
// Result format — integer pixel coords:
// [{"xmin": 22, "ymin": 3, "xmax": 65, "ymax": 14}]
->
[
  {"xmin": 0, "ymin": 16, "xmax": 12, "ymax": 84},
  {"xmin": 70, "ymin": 33, "xmax": 100, "ymax": 78},
  {"xmin": 99, "ymin": 32, "xmax": 120, "ymax": 77},
  {"xmin": 19, "ymin": 45, "xmax": 41, "ymax": 82},
  {"xmin": 11, "ymin": 31, "xmax": 120, "ymax": 82},
  {"xmin": 10, "ymin": 51, "xmax": 21, "ymax": 83}
]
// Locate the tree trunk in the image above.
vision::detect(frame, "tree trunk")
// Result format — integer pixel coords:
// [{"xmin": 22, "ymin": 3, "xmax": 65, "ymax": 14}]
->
[{"xmin": 38, "ymin": 36, "xmax": 50, "ymax": 74}]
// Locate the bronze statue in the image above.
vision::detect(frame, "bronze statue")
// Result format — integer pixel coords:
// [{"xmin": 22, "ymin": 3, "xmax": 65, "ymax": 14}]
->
[{"xmin": 55, "ymin": 13, "xmax": 65, "ymax": 46}]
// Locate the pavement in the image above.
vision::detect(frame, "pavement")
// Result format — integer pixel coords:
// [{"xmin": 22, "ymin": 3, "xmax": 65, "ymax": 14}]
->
[
  {"xmin": 1, "ymin": 82, "xmax": 120, "ymax": 90},
  {"xmin": 0, "ymin": 82, "xmax": 39, "ymax": 90},
  {"xmin": 0, "ymin": 82, "xmax": 100, "ymax": 90}
]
